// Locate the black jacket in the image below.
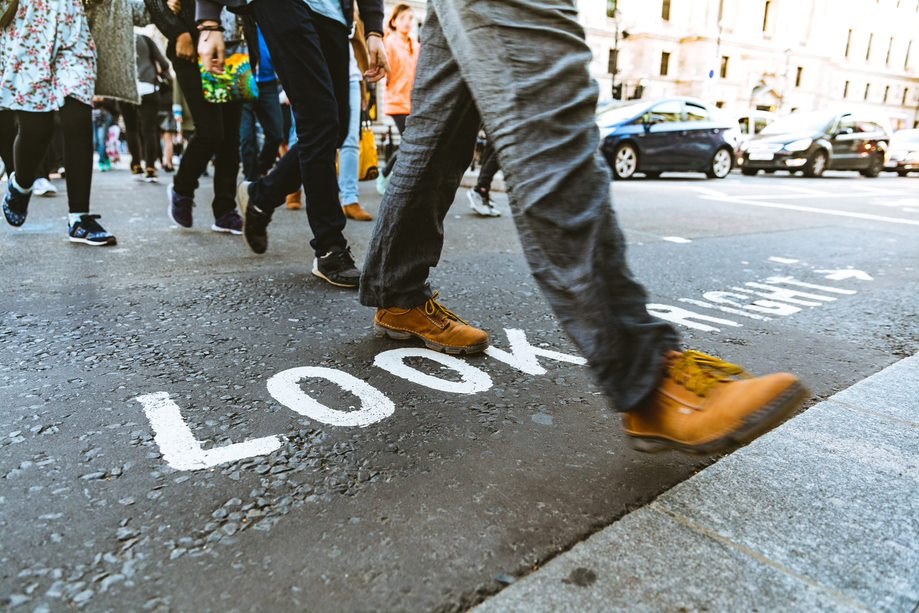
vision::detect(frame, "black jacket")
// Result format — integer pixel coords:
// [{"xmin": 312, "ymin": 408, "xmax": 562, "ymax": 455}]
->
[{"xmin": 194, "ymin": 0, "xmax": 384, "ymax": 37}]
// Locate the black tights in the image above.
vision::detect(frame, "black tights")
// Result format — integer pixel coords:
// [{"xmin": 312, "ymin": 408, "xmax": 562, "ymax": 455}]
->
[{"xmin": 13, "ymin": 97, "xmax": 93, "ymax": 213}]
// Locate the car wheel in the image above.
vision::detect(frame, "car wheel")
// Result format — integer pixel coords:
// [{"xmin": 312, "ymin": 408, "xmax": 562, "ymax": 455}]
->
[
  {"xmin": 741, "ymin": 168, "xmax": 758, "ymax": 176},
  {"xmin": 861, "ymin": 155, "xmax": 883, "ymax": 178},
  {"xmin": 764, "ymin": 169, "xmax": 776, "ymax": 174},
  {"xmin": 706, "ymin": 147, "xmax": 733, "ymax": 179},
  {"xmin": 898, "ymin": 170, "xmax": 909, "ymax": 177},
  {"xmin": 612, "ymin": 143, "xmax": 638, "ymax": 180},
  {"xmin": 803, "ymin": 150, "xmax": 828, "ymax": 178},
  {"xmin": 643, "ymin": 171, "xmax": 661, "ymax": 179}
]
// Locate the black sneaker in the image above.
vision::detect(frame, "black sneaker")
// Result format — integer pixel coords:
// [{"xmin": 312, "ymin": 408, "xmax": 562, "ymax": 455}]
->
[
  {"xmin": 131, "ymin": 165, "xmax": 144, "ymax": 181},
  {"xmin": 3, "ymin": 173, "xmax": 31, "ymax": 227},
  {"xmin": 238, "ymin": 181, "xmax": 272, "ymax": 254},
  {"xmin": 312, "ymin": 245, "xmax": 361, "ymax": 288},
  {"xmin": 212, "ymin": 210, "xmax": 243, "ymax": 235},
  {"xmin": 144, "ymin": 168, "xmax": 159, "ymax": 183},
  {"xmin": 168, "ymin": 183, "xmax": 194, "ymax": 228},
  {"xmin": 68, "ymin": 214, "xmax": 117, "ymax": 246}
]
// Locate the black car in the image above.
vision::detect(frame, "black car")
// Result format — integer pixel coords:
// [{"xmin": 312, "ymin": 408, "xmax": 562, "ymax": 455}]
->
[
  {"xmin": 738, "ymin": 110, "xmax": 890, "ymax": 178},
  {"xmin": 597, "ymin": 97, "xmax": 738, "ymax": 180}
]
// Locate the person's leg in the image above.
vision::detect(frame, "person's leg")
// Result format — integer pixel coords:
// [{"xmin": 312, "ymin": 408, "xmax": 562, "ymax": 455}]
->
[
  {"xmin": 119, "ymin": 102, "xmax": 143, "ymax": 175},
  {"xmin": 59, "ymin": 98, "xmax": 94, "ymax": 214},
  {"xmin": 239, "ymin": 100, "xmax": 259, "ymax": 181},
  {"xmin": 0, "ymin": 110, "xmax": 15, "ymax": 177},
  {"xmin": 172, "ymin": 55, "xmax": 225, "ymax": 201},
  {"xmin": 211, "ymin": 101, "xmax": 242, "ymax": 221},
  {"xmin": 381, "ymin": 114, "xmax": 407, "ymax": 177},
  {"xmin": 339, "ymin": 78, "xmax": 370, "ymax": 218},
  {"xmin": 3, "ymin": 110, "xmax": 54, "ymax": 226},
  {"xmin": 254, "ymin": 79, "xmax": 284, "ymax": 177},
  {"xmin": 249, "ymin": 0, "xmax": 348, "ymax": 254},
  {"xmin": 360, "ymin": 9, "xmax": 483, "ymax": 309},
  {"xmin": 476, "ymin": 139, "xmax": 500, "ymax": 191},
  {"xmin": 140, "ymin": 93, "xmax": 161, "ymax": 178}
]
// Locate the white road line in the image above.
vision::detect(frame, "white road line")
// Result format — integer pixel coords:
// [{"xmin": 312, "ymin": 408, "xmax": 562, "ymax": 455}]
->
[{"xmin": 698, "ymin": 195, "xmax": 919, "ymax": 226}]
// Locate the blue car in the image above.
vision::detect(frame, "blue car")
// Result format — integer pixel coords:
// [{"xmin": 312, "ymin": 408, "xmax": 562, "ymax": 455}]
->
[{"xmin": 597, "ymin": 97, "xmax": 738, "ymax": 180}]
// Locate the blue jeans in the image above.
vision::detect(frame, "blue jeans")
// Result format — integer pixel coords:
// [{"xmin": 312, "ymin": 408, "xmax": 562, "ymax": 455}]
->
[
  {"xmin": 359, "ymin": 2, "xmax": 681, "ymax": 412},
  {"xmin": 94, "ymin": 124, "xmax": 110, "ymax": 163},
  {"xmin": 338, "ymin": 78, "xmax": 361, "ymax": 205},
  {"xmin": 240, "ymin": 78, "xmax": 284, "ymax": 181}
]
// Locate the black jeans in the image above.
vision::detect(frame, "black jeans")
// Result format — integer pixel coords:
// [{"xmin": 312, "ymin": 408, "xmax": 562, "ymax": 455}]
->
[
  {"xmin": 250, "ymin": 0, "xmax": 350, "ymax": 255},
  {"xmin": 121, "ymin": 93, "xmax": 161, "ymax": 170},
  {"xmin": 171, "ymin": 52, "xmax": 242, "ymax": 219},
  {"xmin": 240, "ymin": 78, "xmax": 284, "ymax": 181},
  {"xmin": 0, "ymin": 110, "xmax": 14, "ymax": 175},
  {"xmin": 11, "ymin": 98, "xmax": 94, "ymax": 213},
  {"xmin": 382, "ymin": 113, "xmax": 407, "ymax": 177}
]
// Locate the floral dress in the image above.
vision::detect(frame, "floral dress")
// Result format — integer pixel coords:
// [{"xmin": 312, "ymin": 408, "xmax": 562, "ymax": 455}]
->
[{"xmin": 0, "ymin": 0, "xmax": 97, "ymax": 112}]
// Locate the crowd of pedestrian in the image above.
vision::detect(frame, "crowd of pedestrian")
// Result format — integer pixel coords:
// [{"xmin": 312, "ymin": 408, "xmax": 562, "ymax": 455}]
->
[{"xmin": 1, "ymin": 0, "xmax": 808, "ymax": 465}]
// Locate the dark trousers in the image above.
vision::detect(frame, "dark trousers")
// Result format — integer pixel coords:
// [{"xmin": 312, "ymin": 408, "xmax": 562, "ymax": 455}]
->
[
  {"xmin": 382, "ymin": 113, "xmax": 407, "ymax": 177},
  {"xmin": 10, "ymin": 98, "xmax": 93, "ymax": 213},
  {"xmin": 250, "ymin": 0, "xmax": 350, "ymax": 255},
  {"xmin": 240, "ymin": 78, "xmax": 284, "ymax": 181},
  {"xmin": 359, "ymin": 5, "xmax": 681, "ymax": 412},
  {"xmin": 0, "ymin": 110, "xmax": 14, "ymax": 175},
  {"xmin": 121, "ymin": 93, "xmax": 160, "ymax": 169},
  {"xmin": 171, "ymin": 53, "xmax": 242, "ymax": 218},
  {"xmin": 476, "ymin": 138, "xmax": 499, "ymax": 191}
]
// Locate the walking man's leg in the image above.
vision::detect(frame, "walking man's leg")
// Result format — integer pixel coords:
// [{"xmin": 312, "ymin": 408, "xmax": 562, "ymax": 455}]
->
[{"xmin": 362, "ymin": 0, "xmax": 808, "ymax": 454}]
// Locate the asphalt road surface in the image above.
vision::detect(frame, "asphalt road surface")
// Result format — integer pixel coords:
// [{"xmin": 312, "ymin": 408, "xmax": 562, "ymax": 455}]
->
[{"xmin": 2, "ymin": 166, "xmax": 917, "ymax": 611}]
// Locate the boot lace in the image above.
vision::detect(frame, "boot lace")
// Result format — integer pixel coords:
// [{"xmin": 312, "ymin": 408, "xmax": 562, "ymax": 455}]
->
[
  {"xmin": 669, "ymin": 350, "xmax": 751, "ymax": 397},
  {"xmin": 423, "ymin": 292, "xmax": 468, "ymax": 324}
]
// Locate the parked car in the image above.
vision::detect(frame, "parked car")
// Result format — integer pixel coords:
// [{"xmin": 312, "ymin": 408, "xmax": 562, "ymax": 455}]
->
[
  {"xmin": 597, "ymin": 97, "xmax": 738, "ymax": 180},
  {"xmin": 884, "ymin": 129, "xmax": 919, "ymax": 176},
  {"xmin": 737, "ymin": 110, "xmax": 890, "ymax": 178}
]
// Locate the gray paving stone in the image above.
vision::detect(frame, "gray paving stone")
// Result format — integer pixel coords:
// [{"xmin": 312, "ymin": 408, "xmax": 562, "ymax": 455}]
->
[
  {"xmin": 474, "ymin": 506, "xmax": 859, "ymax": 613},
  {"xmin": 830, "ymin": 354, "xmax": 919, "ymax": 424},
  {"xmin": 656, "ymin": 400, "xmax": 919, "ymax": 613}
]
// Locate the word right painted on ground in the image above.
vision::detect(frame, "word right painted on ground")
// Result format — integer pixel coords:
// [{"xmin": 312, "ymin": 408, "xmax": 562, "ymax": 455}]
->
[{"xmin": 647, "ymin": 257, "xmax": 874, "ymax": 332}]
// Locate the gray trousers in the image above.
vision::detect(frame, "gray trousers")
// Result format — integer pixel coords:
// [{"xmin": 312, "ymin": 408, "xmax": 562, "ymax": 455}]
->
[{"xmin": 359, "ymin": 1, "xmax": 681, "ymax": 412}]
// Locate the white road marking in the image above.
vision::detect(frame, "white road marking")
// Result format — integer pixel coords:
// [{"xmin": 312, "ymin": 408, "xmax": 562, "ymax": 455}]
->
[
  {"xmin": 814, "ymin": 269, "xmax": 875, "ymax": 282},
  {"xmin": 374, "ymin": 349, "xmax": 493, "ymax": 395},
  {"xmin": 485, "ymin": 329, "xmax": 587, "ymax": 375},
  {"xmin": 698, "ymin": 194, "xmax": 919, "ymax": 226},
  {"xmin": 646, "ymin": 304, "xmax": 742, "ymax": 332},
  {"xmin": 135, "ymin": 392, "xmax": 282, "ymax": 471},
  {"xmin": 662, "ymin": 236, "xmax": 692, "ymax": 244},
  {"xmin": 267, "ymin": 367, "xmax": 395, "ymax": 427},
  {"xmin": 769, "ymin": 257, "xmax": 800, "ymax": 264}
]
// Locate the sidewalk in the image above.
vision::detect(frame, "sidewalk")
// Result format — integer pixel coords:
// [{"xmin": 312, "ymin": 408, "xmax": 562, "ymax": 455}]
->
[{"xmin": 474, "ymin": 355, "xmax": 919, "ymax": 612}]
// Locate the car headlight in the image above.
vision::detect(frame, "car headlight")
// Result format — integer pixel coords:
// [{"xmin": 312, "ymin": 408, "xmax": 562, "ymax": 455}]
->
[{"xmin": 784, "ymin": 138, "xmax": 812, "ymax": 152}]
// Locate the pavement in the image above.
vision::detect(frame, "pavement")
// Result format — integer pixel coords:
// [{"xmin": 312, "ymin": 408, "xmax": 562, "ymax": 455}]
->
[
  {"xmin": 475, "ymin": 353, "xmax": 919, "ymax": 612},
  {"xmin": 1, "ymin": 165, "xmax": 917, "ymax": 611}
]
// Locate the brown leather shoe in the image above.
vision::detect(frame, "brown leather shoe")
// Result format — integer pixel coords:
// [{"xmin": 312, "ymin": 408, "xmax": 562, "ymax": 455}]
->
[
  {"xmin": 374, "ymin": 293, "xmax": 489, "ymax": 355},
  {"xmin": 343, "ymin": 203, "xmax": 373, "ymax": 221},
  {"xmin": 286, "ymin": 190, "xmax": 302, "ymax": 210},
  {"xmin": 623, "ymin": 350, "xmax": 809, "ymax": 455}
]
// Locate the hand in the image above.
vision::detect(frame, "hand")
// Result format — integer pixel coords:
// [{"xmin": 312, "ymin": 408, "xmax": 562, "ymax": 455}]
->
[
  {"xmin": 363, "ymin": 35, "xmax": 388, "ymax": 83},
  {"xmin": 166, "ymin": 0, "xmax": 180, "ymax": 14},
  {"xmin": 197, "ymin": 28, "xmax": 225, "ymax": 74},
  {"xmin": 278, "ymin": 90, "xmax": 289, "ymax": 106},
  {"xmin": 176, "ymin": 32, "xmax": 195, "ymax": 62}
]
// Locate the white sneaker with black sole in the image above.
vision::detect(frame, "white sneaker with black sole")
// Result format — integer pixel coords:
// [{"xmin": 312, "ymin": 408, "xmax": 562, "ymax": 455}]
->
[
  {"xmin": 312, "ymin": 245, "xmax": 361, "ymax": 288},
  {"xmin": 467, "ymin": 188, "xmax": 501, "ymax": 217}
]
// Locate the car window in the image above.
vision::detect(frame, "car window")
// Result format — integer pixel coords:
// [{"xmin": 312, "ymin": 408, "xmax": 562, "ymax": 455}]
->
[
  {"xmin": 836, "ymin": 116, "xmax": 857, "ymax": 134},
  {"xmin": 647, "ymin": 101, "xmax": 683, "ymax": 123},
  {"xmin": 685, "ymin": 103, "xmax": 711, "ymax": 122},
  {"xmin": 754, "ymin": 118, "xmax": 770, "ymax": 134},
  {"xmin": 738, "ymin": 117, "xmax": 751, "ymax": 133}
]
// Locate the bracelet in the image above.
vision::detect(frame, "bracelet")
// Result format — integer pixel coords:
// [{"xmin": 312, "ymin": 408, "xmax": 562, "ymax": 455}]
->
[
  {"xmin": 366, "ymin": 31, "xmax": 382, "ymax": 39},
  {"xmin": 197, "ymin": 24, "xmax": 224, "ymax": 32}
]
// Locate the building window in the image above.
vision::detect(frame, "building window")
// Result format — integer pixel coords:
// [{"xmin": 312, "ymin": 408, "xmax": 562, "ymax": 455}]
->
[
  {"xmin": 720, "ymin": 56, "xmax": 729, "ymax": 78},
  {"xmin": 864, "ymin": 83, "xmax": 871, "ymax": 100},
  {"xmin": 662, "ymin": 0, "xmax": 671, "ymax": 21},
  {"xmin": 843, "ymin": 80, "xmax": 850, "ymax": 98},
  {"xmin": 845, "ymin": 29, "xmax": 853, "ymax": 57},
  {"xmin": 884, "ymin": 85, "xmax": 890, "ymax": 102},
  {"xmin": 886, "ymin": 38, "xmax": 894, "ymax": 65},
  {"xmin": 608, "ymin": 49, "xmax": 619, "ymax": 74},
  {"xmin": 866, "ymin": 33, "xmax": 874, "ymax": 61},
  {"xmin": 606, "ymin": 0, "xmax": 618, "ymax": 18},
  {"xmin": 762, "ymin": 0, "xmax": 773, "ymax": 32},
  {"xmin": 795, "ymin": 66, "xmax": 804, "ymax": 87},
  {"xmin": 660, "ymin": 51, "xmax": 671, "ymax": 76}
]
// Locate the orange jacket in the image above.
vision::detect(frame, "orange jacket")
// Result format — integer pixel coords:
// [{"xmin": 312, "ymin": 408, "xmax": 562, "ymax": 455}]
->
[{"xmin": 383, "ymin": 33, "xmax": 419, "ymax": 116}]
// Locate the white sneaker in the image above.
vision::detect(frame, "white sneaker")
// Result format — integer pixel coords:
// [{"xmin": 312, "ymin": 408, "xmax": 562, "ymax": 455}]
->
[
  {"xmin": 375, "ymin": 172, "xmax": 389, "ymax": 196},
  {"xmin": 32, "ymin": 178, "xmax": 58, "ymax": 196},
  {"xmin": 467, "ymin": 189, "xmax": 501, "ymax": 217}
]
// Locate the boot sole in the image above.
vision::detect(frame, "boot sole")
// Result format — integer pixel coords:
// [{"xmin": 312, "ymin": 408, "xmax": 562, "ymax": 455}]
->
[
  {"xmin": 373, "ymin": 323, "xmax": 489, "ymax": 355},
  {"xmin": 627, "ymin": 381, "xmax": 810, "ymax": 455},
  {"xmin": 311, "ymin": 268, "xmax": 359, "ymax": 289}
]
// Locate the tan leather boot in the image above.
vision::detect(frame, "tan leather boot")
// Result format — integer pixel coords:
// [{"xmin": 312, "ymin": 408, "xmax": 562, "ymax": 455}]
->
[
  {"xmin": 623, "ymin": 350, "xmax": 808, "ymax": 454},
  {"xmin": 343, "ymin": 203, "xmax": 373, "ymax": 221},
  {"xmin": 374, "ymin": 293, "xmax": 489, "ymax": 355},
  {"xmin": 286, "ymin": 190, "xmax": 302, "ymax": 210}
]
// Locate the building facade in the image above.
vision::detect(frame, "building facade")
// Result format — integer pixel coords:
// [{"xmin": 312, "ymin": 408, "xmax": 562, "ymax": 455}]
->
[{"xmin": 581, "ymin": 0, "xmax": 919, "ymax": 128}]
